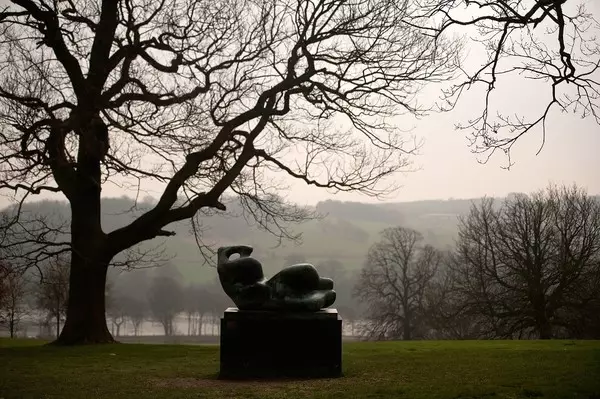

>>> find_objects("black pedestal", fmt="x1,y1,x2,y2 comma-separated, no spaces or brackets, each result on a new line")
219,307,342,379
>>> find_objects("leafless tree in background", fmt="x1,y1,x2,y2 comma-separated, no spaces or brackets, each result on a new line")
148,274,184,336
432,0,600,162
122,296,147,336
106,292,127,337
184,284,200,336
0,261,28,338
423,258,488,339
0,0,460,344
0,262,9,311
354,227,443,340
452,185,600,339
36,256,70,339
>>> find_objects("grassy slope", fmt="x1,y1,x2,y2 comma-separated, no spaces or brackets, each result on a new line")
1,339,599,399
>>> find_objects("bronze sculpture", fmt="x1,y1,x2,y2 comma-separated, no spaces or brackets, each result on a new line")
217,245,336,311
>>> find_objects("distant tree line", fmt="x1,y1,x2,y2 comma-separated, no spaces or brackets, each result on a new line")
0,256,70,338
0,258,232,339
4,184,596,341
1,246,363,339
355,185,600,340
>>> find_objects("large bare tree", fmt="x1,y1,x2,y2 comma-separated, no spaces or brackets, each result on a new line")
453,185,600,339
0,0,460,344
354,227,443,340
1,0,593,345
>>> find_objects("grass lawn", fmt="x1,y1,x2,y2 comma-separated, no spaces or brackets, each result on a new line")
1,339,599,399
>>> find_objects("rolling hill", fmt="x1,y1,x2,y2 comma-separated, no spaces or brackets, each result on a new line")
2,195,494,283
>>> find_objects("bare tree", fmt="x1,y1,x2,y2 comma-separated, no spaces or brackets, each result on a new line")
0,0,461,344
0,262,9,314
184,284,197,336
423,261,486,339
109,268,150,336
183,283,212,336
123,296,147,337
453,185,600,339
106,292,127,337
148,273,184,337
354,227,442,340
432,0,600,162
0,262,28,338
203,278,233,335
37,257,70,339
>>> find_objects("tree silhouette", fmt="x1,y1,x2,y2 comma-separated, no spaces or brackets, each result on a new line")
36,256,70,339
147,273,184,337
452,185,600,339
354,227,443,340
1,0,591,345
0,261,28,338
0,0,460,344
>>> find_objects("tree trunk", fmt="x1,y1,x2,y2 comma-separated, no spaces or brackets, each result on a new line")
403,306,412,341
55,250,114,345
55,310,60,339
538,321,552,339
9,310,15,338
53,115,115,345
403,323,411,340
533,293,552,339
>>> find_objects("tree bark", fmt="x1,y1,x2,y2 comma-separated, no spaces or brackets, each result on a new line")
538,321,552,339
403,304,412,341
9,310,15,338
55,254,114,344
54,117,116,345
403,322,411,341
55,309,60,339
55,197,114,344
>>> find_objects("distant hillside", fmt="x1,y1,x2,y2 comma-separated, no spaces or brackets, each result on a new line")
2,196,488,283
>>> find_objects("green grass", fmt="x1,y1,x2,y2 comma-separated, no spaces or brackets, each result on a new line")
1,339,599,399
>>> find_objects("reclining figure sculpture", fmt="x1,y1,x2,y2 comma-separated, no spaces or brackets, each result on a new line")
217,245,336,312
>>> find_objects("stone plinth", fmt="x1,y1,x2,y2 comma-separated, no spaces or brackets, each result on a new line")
219,307,342,379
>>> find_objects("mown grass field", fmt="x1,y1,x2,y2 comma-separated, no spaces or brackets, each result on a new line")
1,339,599,399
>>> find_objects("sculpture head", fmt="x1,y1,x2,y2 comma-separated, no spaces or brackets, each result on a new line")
218,247,264,280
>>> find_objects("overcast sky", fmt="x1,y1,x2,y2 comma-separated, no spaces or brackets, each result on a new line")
266,0,600,205
105,0,600,206
247,96,600,205
98,76,600,206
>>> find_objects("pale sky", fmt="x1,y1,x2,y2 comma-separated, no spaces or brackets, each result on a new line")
98,73,600,206
270,93,600,205
275,0,600,205
1,0,599,209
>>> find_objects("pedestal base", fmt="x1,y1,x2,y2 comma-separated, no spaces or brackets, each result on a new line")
219,307,342,379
